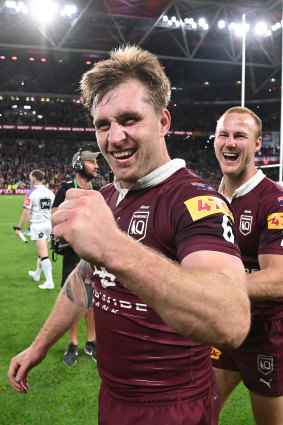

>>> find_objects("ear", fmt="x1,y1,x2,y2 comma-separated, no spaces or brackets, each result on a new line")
254,136,262,152
159,108,171,137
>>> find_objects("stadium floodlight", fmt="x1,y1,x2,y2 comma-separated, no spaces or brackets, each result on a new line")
229,22,249,37
218,20,226,29
60,4,77,18
254,22,267,36
5,1,17,9
30,0,59,23
198,18,207,27
272,22,281,31
163,15,168,22
171,16,176,22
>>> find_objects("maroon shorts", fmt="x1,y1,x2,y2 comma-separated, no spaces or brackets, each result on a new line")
98,374,220,425
211,318,283,396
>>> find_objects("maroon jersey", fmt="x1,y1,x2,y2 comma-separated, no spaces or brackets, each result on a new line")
91,160,241,397
227,172,283,320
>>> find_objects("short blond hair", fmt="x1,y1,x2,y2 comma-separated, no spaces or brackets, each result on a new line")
217,106,262,139
80,45,171,114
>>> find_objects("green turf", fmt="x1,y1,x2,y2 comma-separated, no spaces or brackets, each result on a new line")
0,195,100,425
0,195,254,424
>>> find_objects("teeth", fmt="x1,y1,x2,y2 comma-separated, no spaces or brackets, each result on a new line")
113,150,134,158
224,153,237,157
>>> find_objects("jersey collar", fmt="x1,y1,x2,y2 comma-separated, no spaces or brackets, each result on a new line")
219,169,266,200
114,159,186,203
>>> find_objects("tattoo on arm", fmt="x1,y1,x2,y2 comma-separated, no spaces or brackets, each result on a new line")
62,260,94,309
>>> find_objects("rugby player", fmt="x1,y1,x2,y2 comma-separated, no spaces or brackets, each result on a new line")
213,106,283,425
8,46,250,425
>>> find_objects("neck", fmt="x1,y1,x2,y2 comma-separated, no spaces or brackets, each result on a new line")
75,174,92,189
222,167,258,198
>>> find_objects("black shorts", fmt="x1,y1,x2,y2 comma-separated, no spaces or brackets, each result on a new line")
61,249,80,287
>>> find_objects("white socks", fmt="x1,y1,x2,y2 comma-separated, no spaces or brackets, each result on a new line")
41,257,54,285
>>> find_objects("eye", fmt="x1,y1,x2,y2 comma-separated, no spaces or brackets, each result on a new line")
122,116,138,125
95,121,109,131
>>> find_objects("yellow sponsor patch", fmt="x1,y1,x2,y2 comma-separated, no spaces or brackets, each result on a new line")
184,196,234,222
211,346,222,360
267,213,283,229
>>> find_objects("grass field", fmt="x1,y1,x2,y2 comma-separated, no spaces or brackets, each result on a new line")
0,195,254,424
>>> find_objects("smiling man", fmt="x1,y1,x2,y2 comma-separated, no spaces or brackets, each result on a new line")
213,106,283,425
8,46,250,425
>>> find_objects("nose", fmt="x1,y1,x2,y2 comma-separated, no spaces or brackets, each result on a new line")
225,135,236,147
107,122,126,145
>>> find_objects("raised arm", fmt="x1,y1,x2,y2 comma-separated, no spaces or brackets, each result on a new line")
8,260,93,393
52,189,250,350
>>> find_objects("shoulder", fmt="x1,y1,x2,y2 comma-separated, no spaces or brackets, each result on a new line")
164,168,222,204
100,183,115,198
256,177,283,212
58,181,74,192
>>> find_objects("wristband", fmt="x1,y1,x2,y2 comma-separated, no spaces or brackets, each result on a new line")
13,226,22,231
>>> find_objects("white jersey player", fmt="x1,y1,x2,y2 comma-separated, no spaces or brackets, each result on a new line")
15,169,55,289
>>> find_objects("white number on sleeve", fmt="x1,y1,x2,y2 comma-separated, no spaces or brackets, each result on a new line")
222,215,235,243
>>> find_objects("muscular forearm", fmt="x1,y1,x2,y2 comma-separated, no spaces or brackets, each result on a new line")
247,254,283,302
32,261,93,352
247,269,283,301
101,234,250,349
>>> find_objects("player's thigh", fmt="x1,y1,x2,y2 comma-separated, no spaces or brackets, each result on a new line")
250,391,283,425
34,239,48,257
213,368,241,407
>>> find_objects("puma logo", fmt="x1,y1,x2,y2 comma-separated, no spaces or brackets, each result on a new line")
260,378,272,389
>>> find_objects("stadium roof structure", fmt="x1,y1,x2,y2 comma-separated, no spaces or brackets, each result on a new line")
0,0,282,96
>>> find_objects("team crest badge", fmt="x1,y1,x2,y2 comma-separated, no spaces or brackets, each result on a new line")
257,355,273,375
278,197,283,206
239,214,253,235
128,211,149,242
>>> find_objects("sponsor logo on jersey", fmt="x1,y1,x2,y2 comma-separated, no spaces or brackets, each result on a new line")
191,182,213,190
259,378,272,389
239,214,253,236
128,211,149,241
93,289,148,314
211,346,222,360
257,354,273,375
24,197,31,207
267,213,283,229
40,198,52,209
278,197,283,206
184,196,234,222
93,266,116,288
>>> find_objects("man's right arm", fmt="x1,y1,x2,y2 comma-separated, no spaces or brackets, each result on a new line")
8,260,93,393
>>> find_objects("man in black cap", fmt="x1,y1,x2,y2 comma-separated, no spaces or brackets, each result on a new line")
52,150,99,365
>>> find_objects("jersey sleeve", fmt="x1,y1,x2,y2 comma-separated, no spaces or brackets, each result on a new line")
173,191,241,261
23,188,34,210
258,196,283,256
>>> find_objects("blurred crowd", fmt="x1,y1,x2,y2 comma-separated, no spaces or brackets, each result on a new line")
0,135,279,194
0,138,111,191
0,95,280,133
